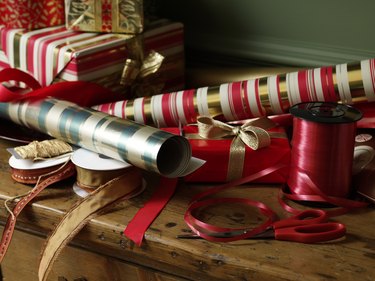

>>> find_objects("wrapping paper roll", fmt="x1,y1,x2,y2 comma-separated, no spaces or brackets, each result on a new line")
0,98,194,177
93,58,375,126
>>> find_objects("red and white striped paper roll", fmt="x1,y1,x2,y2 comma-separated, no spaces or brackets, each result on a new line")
94,58,374,126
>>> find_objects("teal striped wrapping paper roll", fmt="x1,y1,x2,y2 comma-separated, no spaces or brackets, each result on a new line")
0,98,193,177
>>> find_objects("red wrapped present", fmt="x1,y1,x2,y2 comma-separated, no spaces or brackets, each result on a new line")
0,19,185,98
0,0,65,30
164,117,291,183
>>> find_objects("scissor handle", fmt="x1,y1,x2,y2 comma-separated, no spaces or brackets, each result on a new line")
274,222,346,243
273,209,328,229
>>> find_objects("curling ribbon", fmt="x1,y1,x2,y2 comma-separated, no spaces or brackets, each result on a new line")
93,58,375,127
281,102,368,216
184,164,286,242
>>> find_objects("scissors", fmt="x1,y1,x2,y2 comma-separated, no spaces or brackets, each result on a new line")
177,209,346,243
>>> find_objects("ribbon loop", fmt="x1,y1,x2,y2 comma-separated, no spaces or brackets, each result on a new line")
120,50,165,97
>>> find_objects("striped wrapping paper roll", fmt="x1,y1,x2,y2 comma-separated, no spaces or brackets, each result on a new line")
93,58,375,126
0,98,192,177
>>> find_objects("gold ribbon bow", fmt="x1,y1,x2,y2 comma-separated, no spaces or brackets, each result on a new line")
196,116,274,181
121,50,165,97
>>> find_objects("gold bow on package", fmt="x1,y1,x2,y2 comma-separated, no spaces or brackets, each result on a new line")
164,117,291,183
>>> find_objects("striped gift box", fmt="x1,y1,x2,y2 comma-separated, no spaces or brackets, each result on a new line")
0,0,65,30
0,19,185,97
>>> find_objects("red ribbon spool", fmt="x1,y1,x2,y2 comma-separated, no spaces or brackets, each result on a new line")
286,102,363,207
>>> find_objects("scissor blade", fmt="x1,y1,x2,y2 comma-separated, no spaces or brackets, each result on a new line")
250,229,275,239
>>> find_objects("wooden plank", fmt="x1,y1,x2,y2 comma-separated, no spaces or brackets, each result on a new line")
0,226,188,281
0,138,374,281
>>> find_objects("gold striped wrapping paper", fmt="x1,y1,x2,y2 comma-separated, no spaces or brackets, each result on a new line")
93,58,374,126
0,98,196,177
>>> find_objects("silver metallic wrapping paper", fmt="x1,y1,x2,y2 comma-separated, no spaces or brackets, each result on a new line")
0,98,192,177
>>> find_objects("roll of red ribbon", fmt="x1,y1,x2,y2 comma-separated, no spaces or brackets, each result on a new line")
284,102,367,213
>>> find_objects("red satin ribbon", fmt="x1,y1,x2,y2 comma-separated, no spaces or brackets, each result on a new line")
124,177,178,246
0,68,122,106
282,117,368,215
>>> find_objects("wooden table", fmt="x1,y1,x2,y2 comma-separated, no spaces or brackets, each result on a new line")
0,136,374,281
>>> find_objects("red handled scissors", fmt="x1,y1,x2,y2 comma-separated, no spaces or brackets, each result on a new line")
177,209,346,243
252,209,346,243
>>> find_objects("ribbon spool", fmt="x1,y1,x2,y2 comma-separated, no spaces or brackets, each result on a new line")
9,153,73,184
287,102,362,207
71,148,145,198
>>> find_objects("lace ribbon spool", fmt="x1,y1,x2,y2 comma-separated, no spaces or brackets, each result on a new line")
285,102,365,212
71,148,144,198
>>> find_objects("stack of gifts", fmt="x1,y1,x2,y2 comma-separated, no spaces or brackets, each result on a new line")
0,0,185,99
0,1,293,186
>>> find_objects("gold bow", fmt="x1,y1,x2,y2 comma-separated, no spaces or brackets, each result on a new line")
121,50,165,97
196,116,274,181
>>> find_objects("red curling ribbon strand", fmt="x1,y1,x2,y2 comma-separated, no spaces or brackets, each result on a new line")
185,197,276,243
0,68,122,106
184,163,286,242
283,116,368,215
124,177,178,246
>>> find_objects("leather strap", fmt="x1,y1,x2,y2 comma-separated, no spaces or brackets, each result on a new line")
0,161,76,263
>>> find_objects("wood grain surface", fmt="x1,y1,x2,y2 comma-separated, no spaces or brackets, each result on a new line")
0,137,374,281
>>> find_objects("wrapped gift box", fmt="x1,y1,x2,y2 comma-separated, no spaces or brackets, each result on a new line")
65,0,144,34
0,19,185,97
164,125,291,183
0,0,65,30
